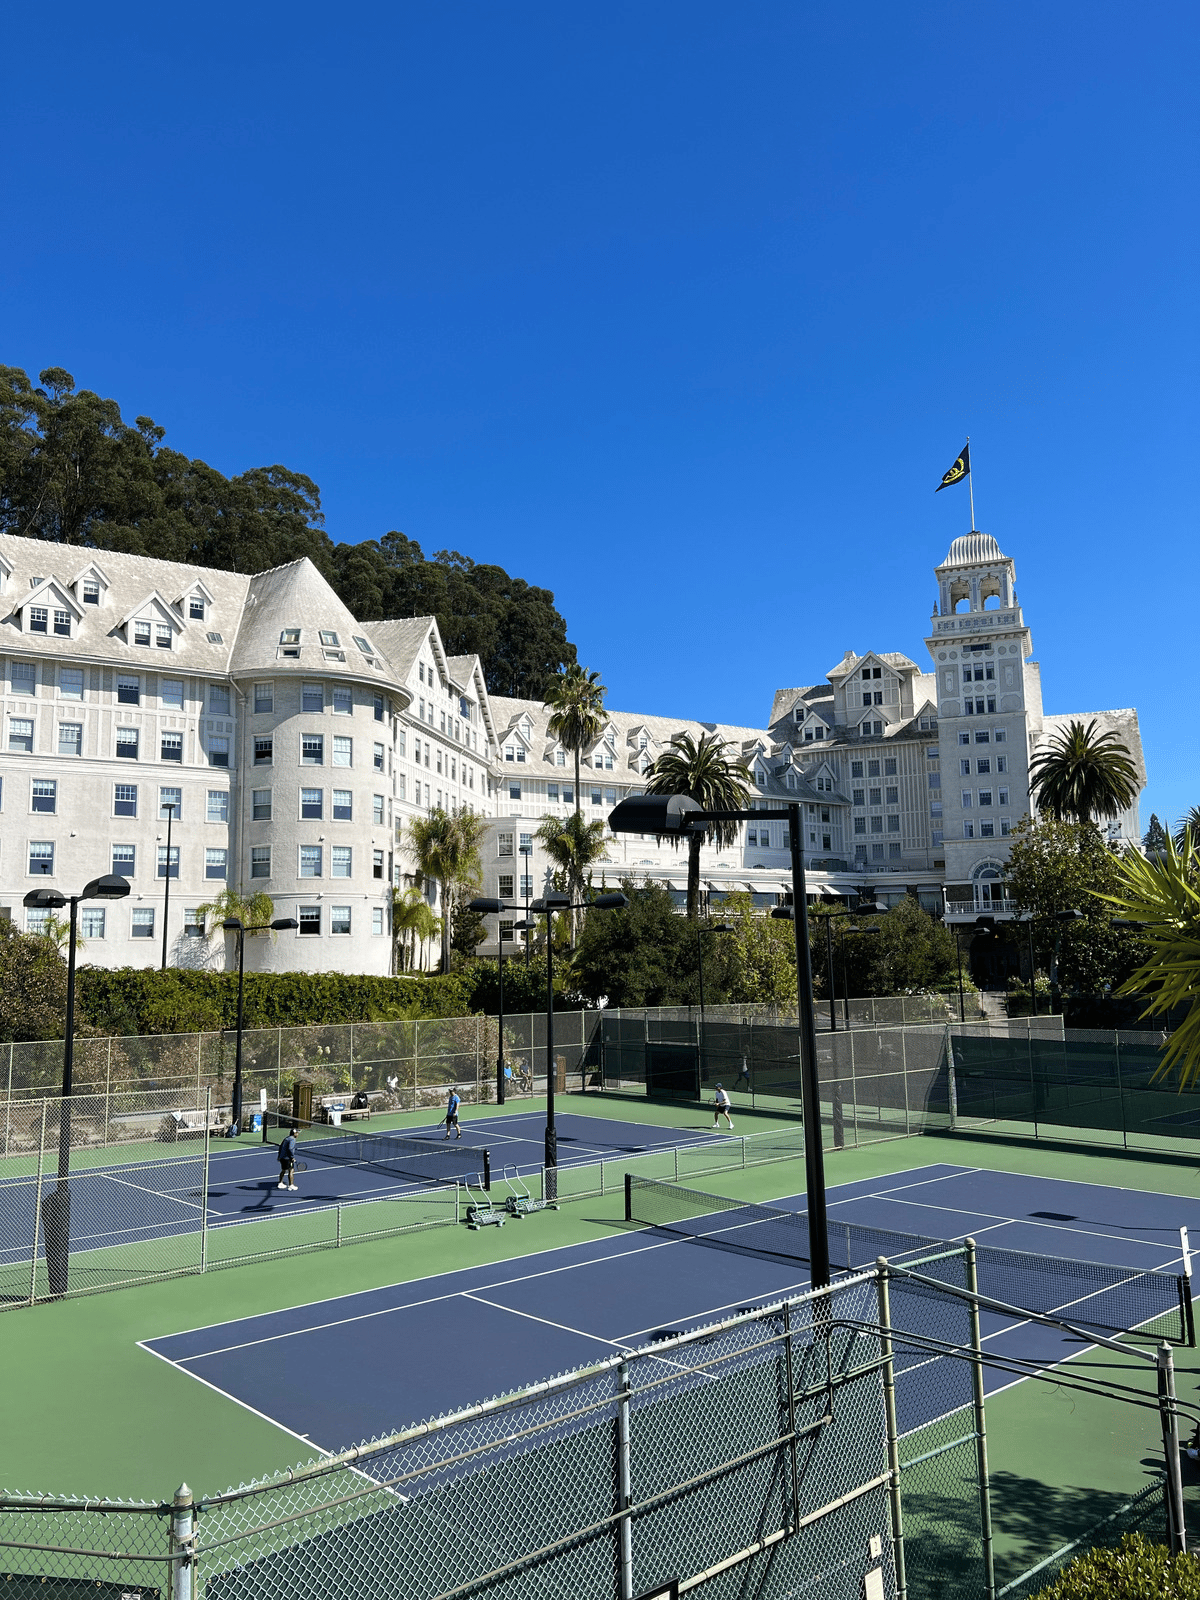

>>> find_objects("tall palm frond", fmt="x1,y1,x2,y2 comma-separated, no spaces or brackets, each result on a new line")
544,664,606,817
1174,808,1200,852
646,733,753,918
407,807,487,971
195,888,276,940
391,887,441,974
1102,830,1200,1085
1028,718,1140,827
536,812,610,946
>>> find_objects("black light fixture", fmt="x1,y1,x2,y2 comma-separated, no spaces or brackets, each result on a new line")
23,873,131,1296
222,916,299,1133
695,921,734,1059
1050,908,1085,1014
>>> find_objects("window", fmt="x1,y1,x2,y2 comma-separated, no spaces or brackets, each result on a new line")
302,683,323,713
556,750,566,766
156,623,172,649
29,606,48,634
887,815,900,833
372,906,385,936
872,843,885,860
298,906,321,936
116,728,139,760
300,845,323,877
998,787,1009,807
254,682,274,713
133,620,151,647
978,789,993,807
59,668,84,701
1000,818,1012,836
112,844,135,877
333,789,353,821
498,832,514,857
354,636,374,656
333,736,352,767
161,679,184,710
867,761,880,777
114,783,138,817
117,675,140,705
562,785,574,804
317,629,339,648
11,661,36,693
373,742,385,772
889,842,901,859
884,758,897,776
254,736,273,765
547,783,559,803
869,816,883,833
854,844,868,862
82,582,101,606
301,788,323,819
252,788,272,821
208,736,229,768
868,787,882,806
205,848,227,880
80,908,106,939
961,791,973,808
333,687,353,715
509,781,522,801
28,841,54,875
132,908,155,938
932,829,944,846
189,596,206,620
980,820,995,837
975,730,990,744
591,788,602,806
996,756,1008,774
930,801,943,817
373,694,384,723
849,761,863,779
605,787,617,806
250,846,271,879
927,771,941,790
280,629,301,646
332,846,352,878
960,759,971,776
963,822,975,838
208,685,230,716
958,732,970,746
331,905,352,934
206,791,228,824
747,828,759,847
157,846,180,879
159,787,182,820
161,731,183,762
852,788,865,806
184,908,204,937
885,786,898,804
58,723,82,756
519,832,532,853
301,735,324,765
207,632,223,644
498,874,514,898
372,794,384,825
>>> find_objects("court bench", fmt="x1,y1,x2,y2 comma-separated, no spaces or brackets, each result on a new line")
315,1091,385,1124
161,1106,227,1141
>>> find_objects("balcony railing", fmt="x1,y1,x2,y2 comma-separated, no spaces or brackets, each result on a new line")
944,894,1017,918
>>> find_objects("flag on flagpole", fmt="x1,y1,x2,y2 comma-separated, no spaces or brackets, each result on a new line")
935,443,971,493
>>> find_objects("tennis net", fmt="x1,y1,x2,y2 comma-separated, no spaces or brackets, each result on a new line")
274,1119,491,1190
624,1174,1193,1344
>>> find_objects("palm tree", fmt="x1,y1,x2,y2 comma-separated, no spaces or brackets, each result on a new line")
536,812,611,946
544,664,606,817
407,807,488,971
195,888,276,939
391,886,441,973
646,732,753,918
1028,719,1140,828
1106,829,1200,1086
1174,808,1200,851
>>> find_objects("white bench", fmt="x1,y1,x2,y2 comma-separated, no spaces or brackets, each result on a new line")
164,1107,227,1141
315,1091,384,1125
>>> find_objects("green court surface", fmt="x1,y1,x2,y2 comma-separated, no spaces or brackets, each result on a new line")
2,1097,1199,1586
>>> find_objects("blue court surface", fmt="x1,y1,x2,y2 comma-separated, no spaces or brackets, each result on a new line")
143,1162,1200,1455
0,1110,726,1265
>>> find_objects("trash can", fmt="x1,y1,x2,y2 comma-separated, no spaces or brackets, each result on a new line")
329,1107,343,1127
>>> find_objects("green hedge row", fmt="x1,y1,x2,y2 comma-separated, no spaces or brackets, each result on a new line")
1035,1533,1200,1597
76,967,476,1037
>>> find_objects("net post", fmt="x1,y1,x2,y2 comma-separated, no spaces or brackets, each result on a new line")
964,1238,996,1600
200,1089,210,1274
336,1206,343,1248
875,1258,907,1600
1158,1342,1188,1554
946,1030,958,1133
29,1101,47,1305
1181,1228,1195,1346
624,1172,633,1223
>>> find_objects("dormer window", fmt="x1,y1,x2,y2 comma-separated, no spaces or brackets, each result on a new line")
280,629,300,645
82,582,100,606
353,636,373,656
156,623,172,649
29,607,48,634
134,620,152,647
319,630,340,647
189,597,205,620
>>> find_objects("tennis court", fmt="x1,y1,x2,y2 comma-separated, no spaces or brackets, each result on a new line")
0,1108,729,1268
143,1160,1200,1456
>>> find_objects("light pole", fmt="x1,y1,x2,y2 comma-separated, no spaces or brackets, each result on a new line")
520,842,533,971
1049,908,1084,1016
608,793,832,1287
467,900,535,1105
834,919,882,1026
695,922,734,1065
222,917,299,1133
160,801,176,972
23,874,131,1295
531,890,628,1177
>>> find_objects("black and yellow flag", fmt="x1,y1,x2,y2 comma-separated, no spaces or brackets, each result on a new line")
936,442,970,492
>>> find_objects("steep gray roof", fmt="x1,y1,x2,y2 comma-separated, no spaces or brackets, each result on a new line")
231,558,401,689
361,615,437,683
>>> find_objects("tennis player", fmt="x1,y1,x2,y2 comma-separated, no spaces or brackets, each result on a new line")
444,1089,462,1140
712,1083,734,1131
277,1129,299,1190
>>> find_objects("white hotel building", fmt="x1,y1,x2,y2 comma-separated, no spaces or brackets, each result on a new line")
0,529,1143,974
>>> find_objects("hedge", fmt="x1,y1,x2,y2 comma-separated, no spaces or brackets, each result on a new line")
75,967,476,1037
1035,1534,1200,1598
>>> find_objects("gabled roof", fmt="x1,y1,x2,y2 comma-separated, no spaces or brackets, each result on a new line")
68,559,111,592
117,590,184,632
363,615,436,683
18,576,84,620
173,576,216,608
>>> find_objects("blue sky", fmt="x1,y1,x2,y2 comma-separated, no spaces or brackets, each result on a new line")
3,3,1195,829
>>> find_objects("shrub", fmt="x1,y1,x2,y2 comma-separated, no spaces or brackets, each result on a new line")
1035,1533,1200,1598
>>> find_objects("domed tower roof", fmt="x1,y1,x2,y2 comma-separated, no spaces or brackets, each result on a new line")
942,532,1004,567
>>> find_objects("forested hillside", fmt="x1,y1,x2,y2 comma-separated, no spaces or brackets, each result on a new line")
0,365,575,697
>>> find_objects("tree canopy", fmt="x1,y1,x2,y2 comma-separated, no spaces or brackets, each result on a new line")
646,733,753,918
0,365,575,698
1028,718,1140,826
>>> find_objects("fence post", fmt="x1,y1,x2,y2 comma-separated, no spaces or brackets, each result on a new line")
29,1102,48,1305
850,1031,859,1148
616,1359,634,1600
196,1032,203,1106
200,1090,210,1274
900,1027,910,1137
876,1259,907,1600
276,1026,282,1099
1114,1030,1127,1150
168,1482,195,1600
964,1239,996,1599
104,1036,113,1147
349,1023,355,1093
1158,1343,1188,1555
782,1302,801,1534
4,1042,13,1155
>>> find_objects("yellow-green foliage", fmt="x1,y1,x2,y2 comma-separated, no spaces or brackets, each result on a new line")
1036,1533,1200,1598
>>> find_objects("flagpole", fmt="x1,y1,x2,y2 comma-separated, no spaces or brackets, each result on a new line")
967,434,975,530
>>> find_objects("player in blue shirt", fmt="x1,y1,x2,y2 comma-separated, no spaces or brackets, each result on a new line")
444,1090,462,1139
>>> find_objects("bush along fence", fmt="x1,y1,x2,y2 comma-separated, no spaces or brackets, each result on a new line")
0,1242,1188,1600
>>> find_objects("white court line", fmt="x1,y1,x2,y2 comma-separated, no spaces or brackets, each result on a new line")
97,1173,207,1211
937,1160,1200,1209
461,1292,620,1349
137,1339,336,1455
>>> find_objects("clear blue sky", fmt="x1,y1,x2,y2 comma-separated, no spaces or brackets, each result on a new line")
3,3,1195,829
